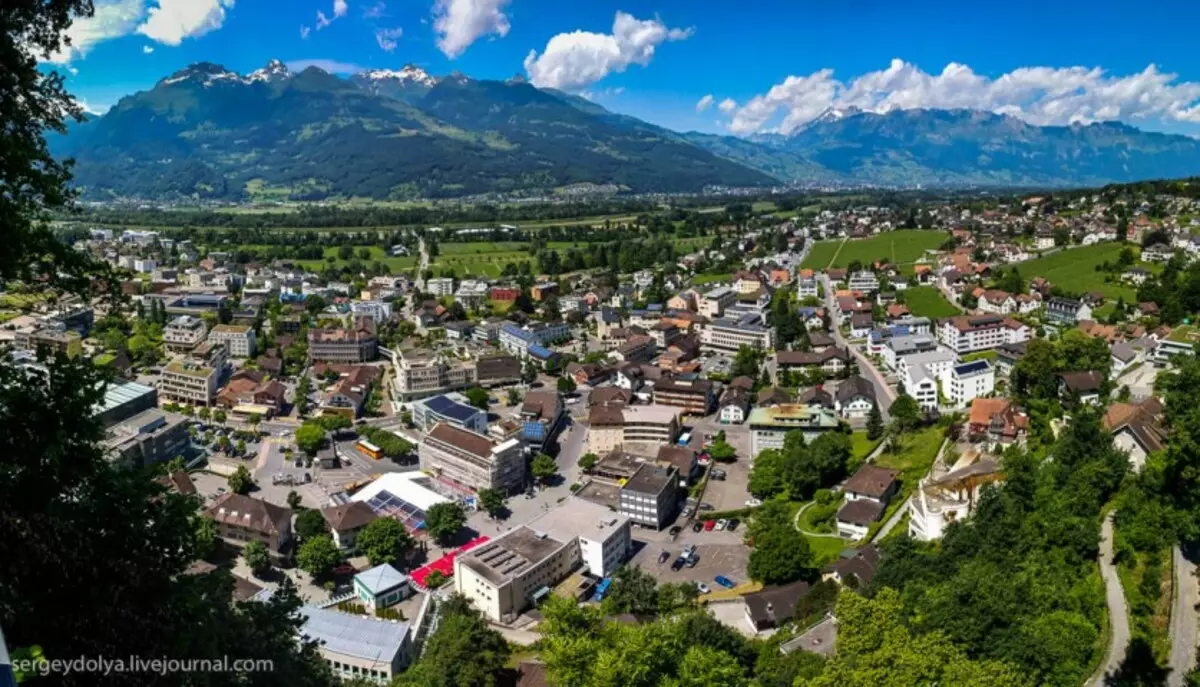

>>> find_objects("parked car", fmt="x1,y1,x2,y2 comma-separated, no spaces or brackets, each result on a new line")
694,581,711,594
726,518,740,531
683,544,697,557
703,520,716,531
716,519,728,531
671,557,687,572
681,505,695,518
658,551,671,565
745,498,764,507
685,555,699,568
714,575,735,589
692,521,704,532
668,525,683,540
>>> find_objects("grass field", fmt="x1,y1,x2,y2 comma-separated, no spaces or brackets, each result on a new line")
438,242,528,254
432,251,530,278
903,286,960,318
851,431,882,465
692,272,733,286
874,427,945,525
1014,243,1144,301
292,245,417,272
801,230,947,271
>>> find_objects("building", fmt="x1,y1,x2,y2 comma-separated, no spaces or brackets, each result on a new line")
527,498,631,579
499,322,570,358
899,349,957,411
164,315,208,351
353,564,413,610
320,501,378,550
836,466,900,538
203,493,293,560
309,326,377,363
743,580,814,633
612,334,657,364
412,393,487,434
418,423,525,493
718,386,751,424
207,323,256,358
160,340,229,406
652,375,715,415
847,271,880,293
699,287,737,319
454,280,490,308
834,376,876,419
946,360,995,407
967,398,1028,444
776,347,850,376
1104,398,1167,472
475,353,522,387
319,365,381,420
700,316,775,352
349,472,451,533
519,391,565,450
909,454,1003,541
619,463,679,529
937,315,1030,355
454,526,577,622
586,404,680,454
881,333,940,370
299,606,413,683
95,379,158,427
1045,297,1092,326
425,277,454,296
351,300,393,322
977,290,1015,314
391,348,478,402
103,409,189,468
748,405,841,458
1059,371,1104,405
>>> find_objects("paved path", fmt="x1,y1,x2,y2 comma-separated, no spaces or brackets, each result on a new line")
1169,545,1199,687
793,502,847,539
1092,513,1131,687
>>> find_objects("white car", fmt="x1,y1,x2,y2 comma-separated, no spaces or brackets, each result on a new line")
715,519,728,531
745,498,763,507
693,581,711,595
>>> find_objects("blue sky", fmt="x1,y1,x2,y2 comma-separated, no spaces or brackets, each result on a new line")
47,0,1200,136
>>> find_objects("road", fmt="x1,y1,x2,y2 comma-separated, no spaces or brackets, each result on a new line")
417,237,430,288
819,274,896,419
1169,545,1198,687
1092,513,1131,687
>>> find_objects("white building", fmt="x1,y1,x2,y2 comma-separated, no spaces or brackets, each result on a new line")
299,606,414,683
899,350,957,411
527,498,631,579
207,324,256,358
454,280,490,308
164,315,208,351
700,316,775,353
699,287,737,319
938,315,1030,355
847,271,880,293
909,455,1002,541
454,526,577,623
352,301,393,322
946,360,995,408
425,277,454,296
418,423,525,493
134,258,157,274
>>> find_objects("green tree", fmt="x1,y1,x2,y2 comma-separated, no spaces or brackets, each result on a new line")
531,453,558,483
557,376,577,393
193,516,218,560
295,422,326,456
355,517,413,567
748,449,787,499
286,490,302,510
317,414,352,433
395,594,511,687
227,464,253,495
731,344,763,379
709,438,737,463
463,386,490,409
889,393,921,433
478,488,508,519
578,453,599,471
424,502,467,545
747,520,812,584
506,387,523,405
243,539,271,576
866,402,885,440
602,564,660,616
664,646,748,687
297,534,341,578
295,508,329,542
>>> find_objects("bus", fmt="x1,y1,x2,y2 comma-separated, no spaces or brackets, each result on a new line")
356,439,383,460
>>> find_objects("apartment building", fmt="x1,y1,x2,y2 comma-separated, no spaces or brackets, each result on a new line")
937,315,1030,354
425,277,454,296
586,404,680,455
899,349,957,411
391,348,478,402
308,325,377,363
748,405,841,458
207,323,256,358
418,423,525,493
700,316,775,352
947,360,995,408
699,287,737,319
412,393,487,434
619,463,679,530
160,340,229,406
519,391,564,450
203,492,293,560
847,271,880,293
454,280,490,308
797,275,819,299
103,409,189,468
499,321,570,358
612,334,657,363
351,300,393,322
652,374,715,415
164,315,208,351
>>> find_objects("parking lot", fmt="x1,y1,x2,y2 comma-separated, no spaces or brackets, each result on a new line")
699,353,733,376
686,419,753,514
629,541,750,590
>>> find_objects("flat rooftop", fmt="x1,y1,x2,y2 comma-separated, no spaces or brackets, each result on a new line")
623,463,676,495
526,497,626,544
299,606,409,663
574,480,622,511
622,404,679,425
458,526,569,586
746,404,839,428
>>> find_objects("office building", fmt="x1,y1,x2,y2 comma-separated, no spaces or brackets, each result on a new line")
95,379,158,427
309,324,377,363
748,405,841,458
207,323,256,358
454,527,576,622
619,463,679,529
699,287,737,319
499,322,570,358
652,375,715,415
391,348,477,401
519,391,565,450
412,393,487,434
527,498,631,579
586,404,681,454
160,340,228,406
164,315,208,351
103,409,189,468
700,315,775,352
418,423,525,493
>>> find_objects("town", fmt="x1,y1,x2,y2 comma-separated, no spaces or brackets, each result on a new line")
4,178,1200,685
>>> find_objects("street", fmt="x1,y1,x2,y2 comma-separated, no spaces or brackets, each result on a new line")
820,274,896,419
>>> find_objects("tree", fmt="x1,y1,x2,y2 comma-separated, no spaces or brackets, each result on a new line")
424,502,467,545
602,564,660,615
463,386,490,410
506,387,523,405
665,646,748,687
295,422,326,456
234,439,246,456
193,516,219,560
395,594,511,687
531,453,558,483
478,488,508,519
578,453,599,471
227,464,253,495
557,376,577,393
286,490,302,510
317,414,352,433
747,520,812,584
295,508,329,541
297,534,341,578
866,402,885,440
709,439,737,463
731,344,763,379
355,518,413,567
243,540,272,576
889,393,921,433
748,449,787,499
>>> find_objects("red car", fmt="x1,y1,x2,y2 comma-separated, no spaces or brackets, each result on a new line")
703,519,716,531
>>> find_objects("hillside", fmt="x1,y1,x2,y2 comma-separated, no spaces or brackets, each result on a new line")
50,61,776,201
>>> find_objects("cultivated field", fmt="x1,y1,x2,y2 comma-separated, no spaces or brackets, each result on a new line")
801,230,947,270
1014,243,1146,301
903,286,960,318
291,245,417,272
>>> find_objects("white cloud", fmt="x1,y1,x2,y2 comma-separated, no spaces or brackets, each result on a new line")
300,25,311,39
717,97,736,114
695,94,714,112
375,27,403,52
137,0,234,46
316,11,331,29
44,0,144,64
363,2,386,19
723,58,1200,135
142,45,154,54
432,0,512,59
334,0,348,17
315,0,346,30
523,11,693,91
286,58,364,74
76,98,109,116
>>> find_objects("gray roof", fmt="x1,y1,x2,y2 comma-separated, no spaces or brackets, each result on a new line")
355,563,408,595
98,379,156,413
1111,342,1138,363
299,606,409,663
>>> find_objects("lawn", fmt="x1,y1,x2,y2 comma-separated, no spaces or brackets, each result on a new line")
850,431,882,465
431,251,531,278
873,426,945,523
903,286,960,318
801,230,948,271
291,245,417,272
439,242,529,254
806,533,849,567
692,272,733,286
1013,243,1146,301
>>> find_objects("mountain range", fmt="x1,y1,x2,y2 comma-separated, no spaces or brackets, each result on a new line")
51,60,1200,201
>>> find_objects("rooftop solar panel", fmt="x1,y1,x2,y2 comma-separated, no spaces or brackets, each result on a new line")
955,360,991,375
424,395,481,423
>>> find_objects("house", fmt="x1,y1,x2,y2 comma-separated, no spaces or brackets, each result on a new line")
909,453,1004,541
794,386,832,410
743,580,813,633
1058,371,1104,405
1111,342,1140,374
849,312,874,339
776,347,850,376
977,290,1015,315
1104,397,1166,472
1141,243,1173,262
203,493,293,561
836,465,900,538
321,502,378,550
967,397,1028,444
718,386,751,424
353,563,414,610
822,545,881,587
834,376,876,419
1123,267,1151,285
1045,297,1092,326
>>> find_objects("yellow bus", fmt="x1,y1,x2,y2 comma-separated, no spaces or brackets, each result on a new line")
356,439,383,460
